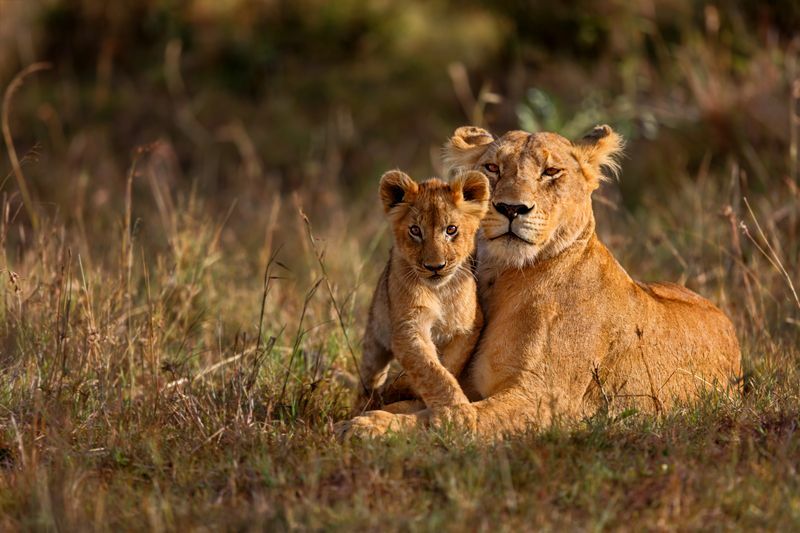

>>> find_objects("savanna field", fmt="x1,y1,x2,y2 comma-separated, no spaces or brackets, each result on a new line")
0,1,799,529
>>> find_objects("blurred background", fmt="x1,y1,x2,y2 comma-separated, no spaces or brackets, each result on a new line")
0,0,797,230
0,0,796,355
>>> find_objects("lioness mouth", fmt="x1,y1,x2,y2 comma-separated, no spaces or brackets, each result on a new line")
490,231,534,245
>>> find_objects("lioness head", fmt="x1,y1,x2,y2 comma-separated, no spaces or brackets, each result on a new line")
379,170,490,286
443,125,623,268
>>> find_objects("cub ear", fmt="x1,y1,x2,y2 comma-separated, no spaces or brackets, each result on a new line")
443,126,495,176
451,170,490,218
573,124,624,188
379,170,418,213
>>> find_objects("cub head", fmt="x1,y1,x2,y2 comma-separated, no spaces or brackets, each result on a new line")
379,169,490,286
444,124,624,268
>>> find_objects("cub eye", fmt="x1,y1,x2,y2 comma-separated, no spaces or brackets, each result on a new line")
542,167,561,177
484,163,500,173
446,225,458,236
409,225,422,237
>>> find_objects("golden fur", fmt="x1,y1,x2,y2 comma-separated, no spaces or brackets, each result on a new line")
353,170,490,414
339,125,741,439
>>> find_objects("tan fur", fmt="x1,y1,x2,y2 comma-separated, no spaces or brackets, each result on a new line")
353,170,490,414
339,126,741,439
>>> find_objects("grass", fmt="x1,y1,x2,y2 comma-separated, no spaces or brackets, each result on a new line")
0,151,797,530
0,0,799,530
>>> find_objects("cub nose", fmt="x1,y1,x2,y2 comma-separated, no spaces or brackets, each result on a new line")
494,202,532,220
423,262,446,273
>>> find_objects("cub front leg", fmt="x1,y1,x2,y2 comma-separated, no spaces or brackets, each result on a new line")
374,321,480,407
439,315,482,379
392,319,469,409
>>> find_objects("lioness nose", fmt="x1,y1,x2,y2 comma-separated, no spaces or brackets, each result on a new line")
423,262,446,272
494,202,532,220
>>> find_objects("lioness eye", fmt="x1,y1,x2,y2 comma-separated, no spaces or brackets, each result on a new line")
446,225,458,236
484,163,499,173
542,167,561,177
409,225,422,237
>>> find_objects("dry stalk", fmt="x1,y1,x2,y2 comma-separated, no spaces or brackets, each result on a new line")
742,197,800,312
217,120,264,181
790,46,799,189
163,348,256,391
723,205,763,329
299,208,367,394
250,249,282,392
261,194,281,267
256,251,278,354
10,413,26,470
447,62,501,127
1,62,51,232
164,38,210,145
278,276,323,407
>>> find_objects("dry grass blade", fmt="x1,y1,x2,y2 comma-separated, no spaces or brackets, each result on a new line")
256,249,279,353
162,349,256,391
1,62,51,232
278,276,323,407
299,208,367,394
9,413,27,470
723,205,763,329
742,197,800,312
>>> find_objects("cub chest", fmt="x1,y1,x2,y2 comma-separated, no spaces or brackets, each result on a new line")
429,287,477,349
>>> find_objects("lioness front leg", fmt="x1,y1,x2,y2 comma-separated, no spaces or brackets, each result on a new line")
392,320,469,409
334,410,420,440
382,399,426,414
342,385,557,440
435,386,554,436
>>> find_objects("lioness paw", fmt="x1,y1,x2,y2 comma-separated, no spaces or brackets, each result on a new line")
334,411,414,441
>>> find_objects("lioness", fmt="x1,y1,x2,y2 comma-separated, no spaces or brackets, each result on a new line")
354,170,490,413
340,125,741,438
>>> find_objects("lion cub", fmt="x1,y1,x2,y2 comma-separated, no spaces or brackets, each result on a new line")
355,169,490,414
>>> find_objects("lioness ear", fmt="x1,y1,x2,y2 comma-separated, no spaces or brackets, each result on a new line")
451,170,490,218
573,124,624,188
379,170,418,213
443,126,495,176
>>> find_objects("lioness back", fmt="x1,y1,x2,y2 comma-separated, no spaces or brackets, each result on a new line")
637,281,715,307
